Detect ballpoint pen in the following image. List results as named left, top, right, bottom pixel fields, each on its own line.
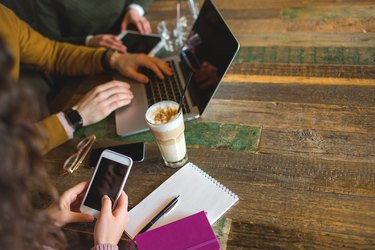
left=138, top=195, right=180, bottom=234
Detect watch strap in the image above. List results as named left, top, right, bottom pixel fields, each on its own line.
left=63, top=108, right=83, bottom=130
left=101, top=49, right=115, bottom=72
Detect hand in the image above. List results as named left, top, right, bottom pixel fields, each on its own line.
left=109, top=52, right=172, bottom=83
left=73, top=80, right=134, bottom=126
left=94, top=191, right=129, bottom=245
left=193, top=61, right=219, bottom=89
left=45, top=181, right=94, bottom=227
left=87, top=34, right=126, bottom=53
left=121, top=8, right=152, bottom=34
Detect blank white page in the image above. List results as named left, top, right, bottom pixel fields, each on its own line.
left=125, top=162, right=239, bottom=239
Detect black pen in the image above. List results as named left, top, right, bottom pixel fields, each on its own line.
left=138, top=195, right=180, bottom=234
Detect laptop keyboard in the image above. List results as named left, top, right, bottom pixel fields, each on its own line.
left=140, top=60, right=191, bottom=114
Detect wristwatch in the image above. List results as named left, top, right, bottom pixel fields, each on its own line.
left=101, top=49, right=115, bottom=72
left=63, top=108, right=83, bottom=130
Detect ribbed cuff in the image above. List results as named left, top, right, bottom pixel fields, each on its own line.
left=90, top=244, right=118, bottom=250
left=128, top=3, right=144, bottom=16
left=56, top=112, right=74, bottom=139
left=85, top=35, right=94, bottom=46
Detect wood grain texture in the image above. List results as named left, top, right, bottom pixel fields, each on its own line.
left=259, top=127, right=375, bottom=163
left=43, top=145, right=375, bottom=248
left=44, top=0, right=375, bottom=248
left=215, top=82, right=375, bottom=107
left=228, top=64, right=375, bottom=78
left=226, top=19, right=375, bottom=33
left=203, top=99, right=375, bottom=133
left=234, top=48, right=375, bottom=65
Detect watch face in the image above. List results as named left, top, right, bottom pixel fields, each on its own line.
left=65, top=109, right=83, bottom=129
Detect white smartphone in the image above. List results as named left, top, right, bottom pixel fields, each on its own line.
left=117, top=30, right=164, bottom=56
left=80, top=149, right=133, bottom=217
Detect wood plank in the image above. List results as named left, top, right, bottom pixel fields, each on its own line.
left=228, top=221, right=375, bottom=249
left=224, top=74, right=375, bottom=86
left=44, top=144, right=375, bottom=218
left=213, top=0, right=375, bottom=9
left=39, top=0, right=375, bottom=248
left=44, top=141, right=375, bottom=196
left=228, top=63, right=375, bottom=78
left=43, top=142, right=375, bottom=248
left=215, top=82, right=375, bottom=107
left=203, top=99, right=375, bottom=134
left=282, top=5, right=375, bottom=19
left=258, top=127, right=375, bottom=163
left=187, top=149, right=375, bottom=248
left=234, top=32, right=375, bottom=47
left=226, top=18, right=375, bottom=33
left=150, top=0, right=375, bottom=11
left=233, top=47, right=375, bottom=65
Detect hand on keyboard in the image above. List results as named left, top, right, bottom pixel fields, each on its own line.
left=109, top=53, right=172, bottom=83
left=141, top=61, right=191, bottom=114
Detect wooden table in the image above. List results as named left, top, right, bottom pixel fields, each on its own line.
left=46, top=0, right=375, bottom=249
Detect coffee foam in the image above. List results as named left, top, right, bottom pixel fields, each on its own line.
left=146, top=101, right=181, bottom=131
left=152, top=106, right=178, bottom=124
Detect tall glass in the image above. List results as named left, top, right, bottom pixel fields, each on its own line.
left=145, top=101, right=188, bottom=168
left=157, top=0, right=199, bottom=52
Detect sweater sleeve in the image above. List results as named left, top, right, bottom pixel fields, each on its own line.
left=37, top=114, right=69, bottom=153
left=90, top=244, right=119, bottom=250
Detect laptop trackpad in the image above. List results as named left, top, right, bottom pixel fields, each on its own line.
left=115, top=83, right=149, bottom=136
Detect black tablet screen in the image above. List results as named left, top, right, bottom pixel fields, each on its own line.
left=121, top=33, right=161, bottom=54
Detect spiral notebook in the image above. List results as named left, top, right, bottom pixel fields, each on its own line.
left=125, top=162, right=239, bottom=239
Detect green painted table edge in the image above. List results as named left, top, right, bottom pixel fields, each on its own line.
left=75, top=115, right=261, bottom=152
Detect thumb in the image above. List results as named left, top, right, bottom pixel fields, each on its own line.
left=101, top=195, right=113, bottom=214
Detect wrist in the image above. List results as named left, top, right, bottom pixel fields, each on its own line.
left=108, top=50, right=120, bottom=71
left=57, top=112, right=74, bottom=138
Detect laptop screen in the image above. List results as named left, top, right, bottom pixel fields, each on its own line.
left=180, top=0, right=239, bottom=114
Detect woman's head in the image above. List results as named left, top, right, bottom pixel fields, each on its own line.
left=0, top=36, right=65, bottom=249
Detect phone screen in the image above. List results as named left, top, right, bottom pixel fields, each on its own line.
left=89, top=142, right=144, bottom=168
left=84, top=158, right=130, bottom=210
left=121, top=33, right=161, bottom=54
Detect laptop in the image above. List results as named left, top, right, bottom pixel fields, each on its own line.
left=114, top=0, right=240, bottom=136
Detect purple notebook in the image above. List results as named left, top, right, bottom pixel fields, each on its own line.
left=134, top=211, right=220, bottom=250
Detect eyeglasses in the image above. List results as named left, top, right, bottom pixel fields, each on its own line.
left=62, top=134, right=96, bottom=175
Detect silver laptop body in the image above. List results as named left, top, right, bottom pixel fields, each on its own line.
left=115, top=0, right=240, bottom=136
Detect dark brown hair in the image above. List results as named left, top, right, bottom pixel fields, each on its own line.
left=0, top=36, right=66, bottom=249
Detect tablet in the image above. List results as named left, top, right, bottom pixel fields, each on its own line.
left=117, top=31, right=163, bottom=56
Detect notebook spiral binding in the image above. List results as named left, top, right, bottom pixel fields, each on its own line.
left=189, top=162, right=239, bottom=199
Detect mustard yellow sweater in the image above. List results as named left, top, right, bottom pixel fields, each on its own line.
left=0, top=4, right=106, bottom=152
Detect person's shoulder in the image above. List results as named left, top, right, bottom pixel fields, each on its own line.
left=0, top=4, right=17, bottom=18
left=0, top=4, right=21, bottom=35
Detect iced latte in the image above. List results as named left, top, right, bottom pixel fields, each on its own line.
left=145, top=101, right=188, bottom=168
